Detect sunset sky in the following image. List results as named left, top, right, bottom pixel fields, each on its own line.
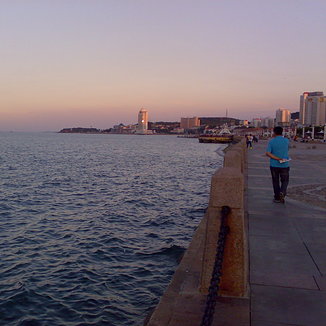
left=1, top=0, right=326, bottom=131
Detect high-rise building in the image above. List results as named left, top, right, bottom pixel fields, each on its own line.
left=291, top=112, right=300, bottom=121
left=180, top=117, right=200, bottom=129
left=261, top=117, right=275, bottom=128
left=275, top=108, right=291, bottom=126
left=300, top=92, right=326, bottom=126
left=251, top=118, right=262, bottom=128
left=137, top=108, right=148, bottom=133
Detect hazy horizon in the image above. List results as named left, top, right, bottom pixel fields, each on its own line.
left=1, top=1, right=326, bottom=132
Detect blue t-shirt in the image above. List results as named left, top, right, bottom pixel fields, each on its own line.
left=266, top=136, right=290, bottom=167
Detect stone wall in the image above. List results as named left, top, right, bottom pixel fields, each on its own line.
left=200, top=139, right=248, bottom=297
left=145, top=139, right=248, bottom=326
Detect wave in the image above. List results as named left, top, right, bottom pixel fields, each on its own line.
left=136, top=244, right=186, bottom=263
left=0, top=133, right=221, bottom=326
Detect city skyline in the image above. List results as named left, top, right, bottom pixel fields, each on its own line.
left=1, top=1, right=326, bottom=131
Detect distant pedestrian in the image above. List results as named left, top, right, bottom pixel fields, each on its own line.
left=246, top=134, right=253, bottom=149
left=253, top=135, right=258, bottom=143
left=265, top=126, right=290, bottom=203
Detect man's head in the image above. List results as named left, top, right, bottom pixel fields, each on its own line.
left=273, top=126, right=283, bottom=135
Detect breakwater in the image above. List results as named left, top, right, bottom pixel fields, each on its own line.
left=145, top=138, right=249, bottom=326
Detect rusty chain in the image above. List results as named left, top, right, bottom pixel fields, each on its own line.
left=200, top=205, right=231, bottom=326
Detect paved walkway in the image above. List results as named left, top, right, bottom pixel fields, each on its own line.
left=146, top=140, right=326, bottom=326
left=247, top=140, right=326, bottom=326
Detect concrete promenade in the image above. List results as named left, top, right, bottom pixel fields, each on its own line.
left=248, top=140, right=326, bottom=326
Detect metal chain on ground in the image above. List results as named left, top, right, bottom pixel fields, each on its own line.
left=200, top=206, right=231, bottom=326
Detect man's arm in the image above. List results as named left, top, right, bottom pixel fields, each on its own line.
left=266, top=140, right=282, bottom=161
left=265, top=152, right=282, bottom=161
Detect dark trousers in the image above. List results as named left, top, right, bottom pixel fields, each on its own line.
left=270, top=167, right=290, bottom=199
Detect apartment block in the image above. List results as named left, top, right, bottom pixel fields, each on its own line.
left=300, top=92, right=326, bottom=126
left=180, top=117, right=200, bottom=129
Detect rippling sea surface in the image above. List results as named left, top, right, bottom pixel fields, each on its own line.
left=0, top=132, right=225, bottom=326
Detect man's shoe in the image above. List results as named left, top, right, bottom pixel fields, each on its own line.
left=273, top=198, right=281, bottom=203
left=279, top=192, right=285, bottom=203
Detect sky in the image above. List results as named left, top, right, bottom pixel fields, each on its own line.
left=1, top=0, right=326, bottom=131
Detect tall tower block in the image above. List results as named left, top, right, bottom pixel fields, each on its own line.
left=137, top=108, right=148, bottom=133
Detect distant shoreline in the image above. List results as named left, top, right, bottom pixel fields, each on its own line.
left=58, top=127, right=182, bottom=136
left=59, top=127, right=109, bottom=134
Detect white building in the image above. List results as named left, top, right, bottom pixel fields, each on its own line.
left=275, top=108, right=291, bottom=127
left=180, top=117, right=200, bottom=129
left=137, top=108, right=148, bottom=133
left=261, top=117, right=274, bottom=128
left=251, top=118, right=262, bottom=128
left=300, top=91, right=326, bottom=126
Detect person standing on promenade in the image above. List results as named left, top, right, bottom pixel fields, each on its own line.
left=265, top=126, right=290, bottom=203
left=246, top=134, right=253, bottom=149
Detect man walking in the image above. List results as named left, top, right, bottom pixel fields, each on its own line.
left=266, top=126, right=290, bottom=203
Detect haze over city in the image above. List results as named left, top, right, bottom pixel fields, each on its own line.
left=1, top=0, right=326, bottom=131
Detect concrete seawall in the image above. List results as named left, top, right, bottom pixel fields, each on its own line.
left=145, top=139, right=250, bottom=326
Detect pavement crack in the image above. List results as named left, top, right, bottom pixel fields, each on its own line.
left=302, top=242, right=323, bottom=277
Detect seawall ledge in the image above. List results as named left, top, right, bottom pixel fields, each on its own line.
left=145, top=138, right=249, bottom=326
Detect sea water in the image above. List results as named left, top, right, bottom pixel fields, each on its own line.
left=0, top=132, right=225, bottom=326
